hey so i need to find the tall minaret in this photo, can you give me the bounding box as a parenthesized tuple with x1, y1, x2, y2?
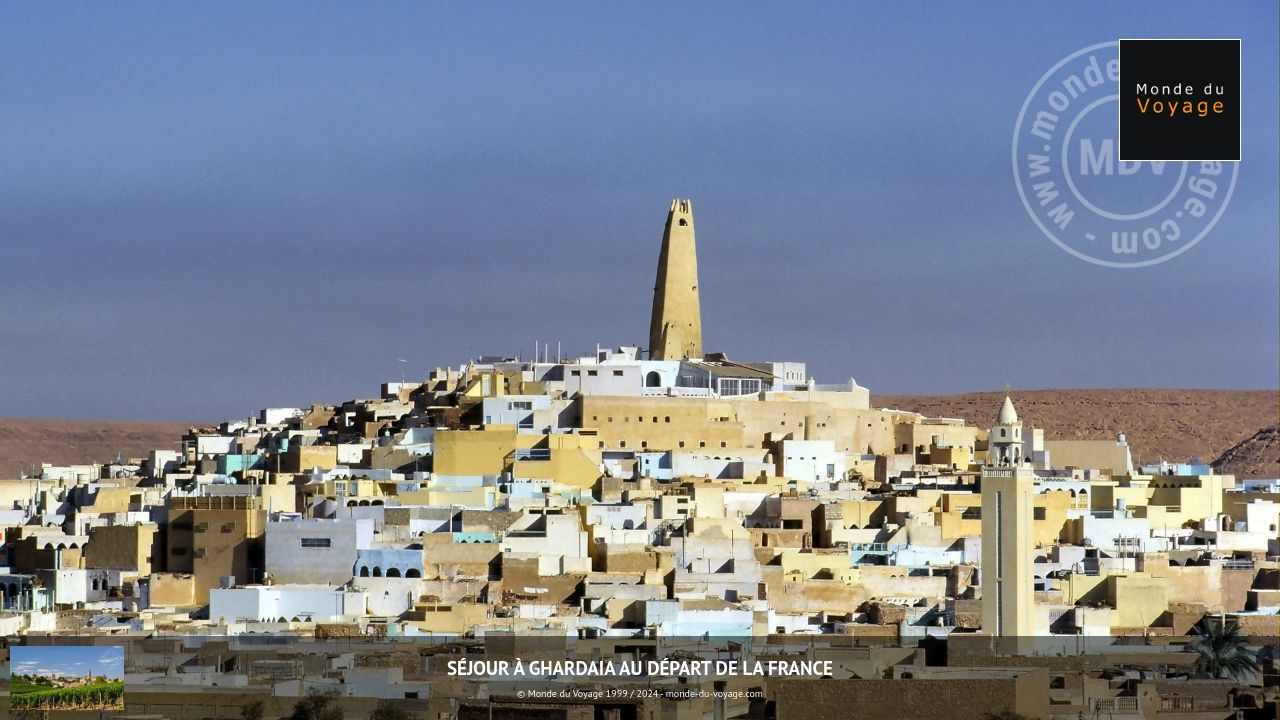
(649, 199, 703, 360)
(980, 394, 1037, 652)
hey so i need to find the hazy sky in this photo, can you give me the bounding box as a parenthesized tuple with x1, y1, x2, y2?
(2, 2, 1277, 421)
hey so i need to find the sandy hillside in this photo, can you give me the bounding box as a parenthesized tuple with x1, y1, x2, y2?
(1211, 425, 1279, 480)
(0, 418, 192, 479)
(872, 389, 1278, 478)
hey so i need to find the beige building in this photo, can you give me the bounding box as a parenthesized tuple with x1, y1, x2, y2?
(85, 523, 160, 572)
(166, 495, 266, 604)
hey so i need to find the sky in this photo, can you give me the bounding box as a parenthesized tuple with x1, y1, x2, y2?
(9, 645, 125, 679)
(1, 2, 1277, 421)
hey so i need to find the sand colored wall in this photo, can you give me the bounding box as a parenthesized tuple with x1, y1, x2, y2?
(149, 572, 197, 607)
(433, 425, 518, 477)
(86, 523, 159, 571)
(1107, 573, 1168, 628)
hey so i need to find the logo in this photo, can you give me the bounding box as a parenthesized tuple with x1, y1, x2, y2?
(1012, 42, 1237, 268)
(1119, 39, 1240, 161)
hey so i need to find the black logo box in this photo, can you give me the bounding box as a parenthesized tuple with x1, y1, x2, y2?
(1119, 39, 1240, 161)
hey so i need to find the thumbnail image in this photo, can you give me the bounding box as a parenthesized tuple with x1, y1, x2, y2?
(8, 646, 124, 712)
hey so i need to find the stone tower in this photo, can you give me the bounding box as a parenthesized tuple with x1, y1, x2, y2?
(980, 395, 1037, 650)
(648, 199, 703, 360)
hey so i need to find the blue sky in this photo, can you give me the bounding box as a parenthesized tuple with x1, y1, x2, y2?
(1, 2, 1276, 420)
(10, 645, 125, 679)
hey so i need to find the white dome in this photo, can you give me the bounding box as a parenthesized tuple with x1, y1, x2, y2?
(996, 395, 1019, 424)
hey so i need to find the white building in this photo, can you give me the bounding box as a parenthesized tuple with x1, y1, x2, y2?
(209, 584, 365, 623)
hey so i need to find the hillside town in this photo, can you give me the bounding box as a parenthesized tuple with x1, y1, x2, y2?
(2, 201, 1276, 719)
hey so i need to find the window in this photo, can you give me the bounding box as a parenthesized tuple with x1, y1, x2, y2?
(300, 537, 332, 548)
(587, 370, 598, 377)
(613, 370, 624, 376)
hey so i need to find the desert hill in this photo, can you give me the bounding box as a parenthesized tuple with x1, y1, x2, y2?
(873, 388, 1278, 478)
(1211, 425, 1279, 480)
(0, 418, 193, 479)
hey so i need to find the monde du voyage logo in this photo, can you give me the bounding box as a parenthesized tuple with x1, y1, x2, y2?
(1013, 40, 1240, 269)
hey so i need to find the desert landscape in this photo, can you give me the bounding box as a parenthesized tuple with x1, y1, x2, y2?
(0, 388, 1275, 480)
(874, 388, 1278, 478)
(0, 417, 193, 479)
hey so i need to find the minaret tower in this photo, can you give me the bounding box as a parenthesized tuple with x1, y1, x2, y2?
(649, 199, 703, 361)
(980, 394, 1037, 650)
(989, 395, 1024, 467)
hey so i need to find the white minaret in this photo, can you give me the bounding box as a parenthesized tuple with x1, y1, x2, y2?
(988, 395, 1024, 466)
(981, 394, 1037, 652)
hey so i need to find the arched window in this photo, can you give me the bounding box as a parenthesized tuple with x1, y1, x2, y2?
(645, 371, 661, 387)
(386, 568, 401, 578)
(372, 567, 382, 577)
(405, 568, 421, 578)
(359, 566, 370, 577)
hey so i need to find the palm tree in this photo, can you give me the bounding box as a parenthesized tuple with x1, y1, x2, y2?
(1188, 617, 1260, 683)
